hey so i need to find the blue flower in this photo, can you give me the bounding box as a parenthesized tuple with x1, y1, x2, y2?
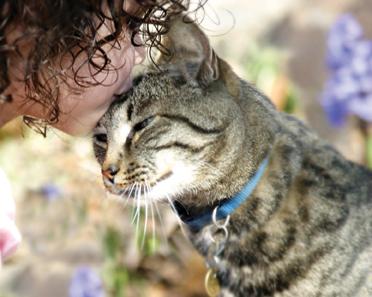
(40, 183, 62, 201)
(326, 14, 363, 71)
(69, 266, 105, 297)
(322, 14, 372, 126)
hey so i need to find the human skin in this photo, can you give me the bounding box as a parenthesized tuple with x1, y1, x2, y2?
(0, 1, 145, 136)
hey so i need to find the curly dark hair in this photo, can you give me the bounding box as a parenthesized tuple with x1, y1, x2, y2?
(0, 0, 205, 132)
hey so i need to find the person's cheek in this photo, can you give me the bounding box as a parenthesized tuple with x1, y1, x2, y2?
(112, 31, 145, 94)
(52, 36, 143, 135)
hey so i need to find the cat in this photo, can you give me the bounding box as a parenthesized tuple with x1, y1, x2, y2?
(93, 15, 372, 297)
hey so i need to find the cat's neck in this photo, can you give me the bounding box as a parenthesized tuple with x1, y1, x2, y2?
(176, 143, 272, 219)
(175, 157, 270, 231)
(174, 94, 277, 228)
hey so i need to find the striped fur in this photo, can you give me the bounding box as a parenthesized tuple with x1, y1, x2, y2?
(94, 16, 372, 296)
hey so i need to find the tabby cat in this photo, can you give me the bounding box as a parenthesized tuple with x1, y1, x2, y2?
(93, 16, 372, 297)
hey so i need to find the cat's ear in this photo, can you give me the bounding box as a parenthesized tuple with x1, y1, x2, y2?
(156, 16, 236, 91)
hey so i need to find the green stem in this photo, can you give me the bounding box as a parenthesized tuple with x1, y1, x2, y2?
(359, 120, 372, 169)
(367, 134, 372, 169)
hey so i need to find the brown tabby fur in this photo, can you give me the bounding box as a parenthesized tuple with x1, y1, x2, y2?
(94, 16, 372, 297)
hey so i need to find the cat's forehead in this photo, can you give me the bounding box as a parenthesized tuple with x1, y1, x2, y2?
(131, 73, 179, 103)
(99, 72, 202, 130)
(96, 99, 129, 131)
(124, 74, 185, 116)
(98, 79, 157, 128)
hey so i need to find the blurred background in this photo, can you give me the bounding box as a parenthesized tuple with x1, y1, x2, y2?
(1, 0, 372, 296)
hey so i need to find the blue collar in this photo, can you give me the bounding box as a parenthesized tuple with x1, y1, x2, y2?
(175, 157, 270, 232)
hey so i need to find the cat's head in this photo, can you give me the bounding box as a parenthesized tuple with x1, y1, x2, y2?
(93, 16, 247, 204)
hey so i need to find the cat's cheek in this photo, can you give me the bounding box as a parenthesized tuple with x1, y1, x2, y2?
(149, 152, 197, 201)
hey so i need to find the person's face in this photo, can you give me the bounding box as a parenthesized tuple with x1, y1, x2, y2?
(51, 32, 145, 136)
(4, 0, 145, 136)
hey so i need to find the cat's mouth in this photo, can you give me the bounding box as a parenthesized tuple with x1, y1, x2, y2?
(121, 187, 148, 199)
(103, 171, 174, 200)
(156, 171, 173, 184)
(103, 182, 149, 198)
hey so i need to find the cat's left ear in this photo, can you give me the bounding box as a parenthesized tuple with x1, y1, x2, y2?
(155, 16, 221, 88)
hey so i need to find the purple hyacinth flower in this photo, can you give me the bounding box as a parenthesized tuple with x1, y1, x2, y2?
(322, 14, 372, 126)
(322, 77, 349, 126)
(348, 94, 372, 121)
(326, 14, 363, 71)
(323, 99, 349, 127)
(69, 266, 105, 297)
(40, 183, 62, 201)
(350, 40, 372, 77)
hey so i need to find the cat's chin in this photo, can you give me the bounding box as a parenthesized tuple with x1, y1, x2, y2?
(102, 166, 195, 203)
(104, 187, 127, 197)
(105, 187, 177, 204)
(105, 183, 183, 204)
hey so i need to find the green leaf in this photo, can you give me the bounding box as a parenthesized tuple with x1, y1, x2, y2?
(367, 135, 372, 169)
(103, 227, 122, 260)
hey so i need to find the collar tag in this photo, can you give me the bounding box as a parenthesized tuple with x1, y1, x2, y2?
(205, 269, 220, 297)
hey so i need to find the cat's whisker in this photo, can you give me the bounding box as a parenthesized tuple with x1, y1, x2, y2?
(130, 183, 136, 223)
(145, 181, 157, 251)
(164, 193, 187, 238)
(141, 182, 149, 249)
(131, 182, 140, 224)
(150, 198, 157, 251)
(135, 183, 142, 246)
(152, 195, 169, 249)
(127, 183, 137, 203)
(120, 185, 132, 208)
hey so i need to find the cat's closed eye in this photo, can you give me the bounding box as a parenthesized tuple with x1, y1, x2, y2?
(93, 131, 108, 149)
(133, 116, 155, 132)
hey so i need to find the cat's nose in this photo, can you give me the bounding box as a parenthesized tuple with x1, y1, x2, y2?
(102, 165, 119, 183)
